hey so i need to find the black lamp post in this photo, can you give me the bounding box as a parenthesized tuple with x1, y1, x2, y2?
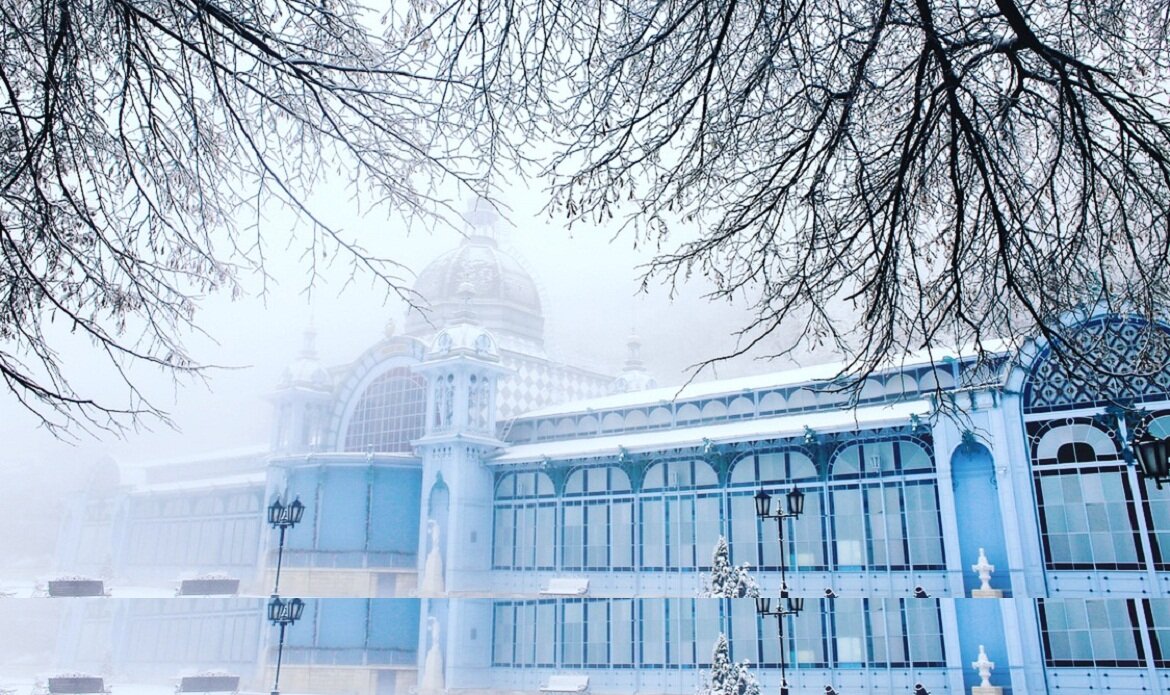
(1132, 431, 1170, 489)
(756, 486, 805, 695)
(268, 495, 305, 595)
(268, 595, 305, 695)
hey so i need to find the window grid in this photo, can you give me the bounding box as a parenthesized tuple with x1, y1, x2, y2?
(1038, 599, 1146, 668)
(490, 598, 945, 670)
(343, 368, 427, 453)
(491, 439, 944, 575)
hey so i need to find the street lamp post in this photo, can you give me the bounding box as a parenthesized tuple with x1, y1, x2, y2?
(268, 595, 305, 695)
(1132, 430, 1170, 489)
(268, 495, 305, 595)
(755, 487, 805, 695)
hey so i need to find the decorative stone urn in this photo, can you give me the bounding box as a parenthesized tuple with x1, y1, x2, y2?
(971, 547, 1003, 598)
(971, 644, 1003, 695)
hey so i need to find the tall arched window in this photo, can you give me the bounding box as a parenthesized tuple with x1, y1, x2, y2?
(562, 467, 633, 570)
(827, 439, 942, 570)
(493, 471, 556, 570)
(343, 367, 427, 452)
(639, 460, 720, 570)
(728, 450, 822, 569)
(1030, 419, 1143, 569)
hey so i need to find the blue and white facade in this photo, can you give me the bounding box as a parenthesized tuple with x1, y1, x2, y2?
(54, 220, 1170, 695)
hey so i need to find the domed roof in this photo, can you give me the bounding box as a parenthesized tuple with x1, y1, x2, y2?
(405, 230, 545, 349)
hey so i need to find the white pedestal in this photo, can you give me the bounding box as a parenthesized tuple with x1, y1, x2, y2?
(972, 687, 1003, 695)
(971, 588, 1004, 598)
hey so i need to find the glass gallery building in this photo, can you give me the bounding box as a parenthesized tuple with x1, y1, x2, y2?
(54, 219, 1170, 695)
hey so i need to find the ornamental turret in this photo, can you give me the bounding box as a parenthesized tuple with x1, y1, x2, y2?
(270, 325, 333, 453)
(412, 285, 509, 445)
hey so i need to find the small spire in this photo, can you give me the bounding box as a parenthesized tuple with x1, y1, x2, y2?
(300, 324, 318, 358)
(609, 329, 657, 394)
(464, 196, 499, 241)
(624, 331, 644, 370)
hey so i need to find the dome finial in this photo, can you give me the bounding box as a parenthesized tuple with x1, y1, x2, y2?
(464, 196, 499, 241)
(625, 330, 644, 370)
(300, 322, 318, 358)
(609, 328, 657, 394)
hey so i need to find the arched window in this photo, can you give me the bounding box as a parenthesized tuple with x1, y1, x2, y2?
(562, 467, 634, 569)
(343, 367, 427, 452)
(816, 440, 942, 570)
(1030, 419, 1142, 569)
(639, 460, 721, 569)
(493, 471, 556, 570)
(727, 450, 823, 569)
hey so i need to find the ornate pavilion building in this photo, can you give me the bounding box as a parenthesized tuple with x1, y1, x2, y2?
(54, 208, 1170, 695)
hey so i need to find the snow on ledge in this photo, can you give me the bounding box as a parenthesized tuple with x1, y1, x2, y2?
(491, 400, 930, 464)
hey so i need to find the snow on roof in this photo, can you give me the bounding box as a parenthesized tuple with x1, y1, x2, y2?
(132, 472, 267, 494)
(515, 340, 1011, 421)
(493, 400, 930, 464)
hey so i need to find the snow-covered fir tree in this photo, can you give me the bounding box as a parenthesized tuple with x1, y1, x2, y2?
(700, 633, 761, 695)
(702, 535, 760, 598)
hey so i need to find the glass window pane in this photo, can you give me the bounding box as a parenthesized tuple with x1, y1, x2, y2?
(641, 600, 665, 665)
(792, 600, 826, 666)
(586, 601, 608, 665)
(833, 488, 866, 567)
(536, 506, 555, 568)
(790, 489, 828, 566)
(612, 501, 634, 568)
(612, 599, 635, 665)
(493, 603, 513, 665)
(535, 602, 556, 665)
(562, 602, 584, 666)
(642, 499, 665, 568)
(834, 599, 866, 664)
(493, 508, 513, 568)
(563, 505, 584, 568)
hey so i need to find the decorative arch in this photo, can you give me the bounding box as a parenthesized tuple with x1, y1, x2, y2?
(700, 400, 728, 420)
(918, 367, 956, 392)
(1021, 316, 1170, 414)
(647, 406, 673, 428)
(641, 459, 719, 490)
(337, 360, 427, 453)
(1032, 421, 1118, 462)
(326, 337, 426, 449)
(577, 414, 599, 435)
(728, 449, 818, 484)
(758, 391, 786, 413)
(676, 403, 702, 424)
(624, 409, 648, 430)
(563, 466, 632, 495)
(601, 412, 625, 432)
(788, 388, 817, 410)
(494, 470, 555, 499)
(728, 397, 755, 418)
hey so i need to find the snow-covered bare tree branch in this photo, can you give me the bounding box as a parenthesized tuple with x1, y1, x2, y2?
(1, 0, 493, 434)
(413, 0, 1170, 387)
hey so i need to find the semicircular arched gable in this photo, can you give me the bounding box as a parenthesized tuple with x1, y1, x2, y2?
(1022, 316, 1170, 415)
(335, 356, 428, 453)
(1033, 422, 1118, 462)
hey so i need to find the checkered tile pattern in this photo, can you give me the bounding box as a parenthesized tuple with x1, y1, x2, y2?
(496, 352, 612, 419)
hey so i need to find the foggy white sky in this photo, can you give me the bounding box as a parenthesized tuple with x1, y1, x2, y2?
(0, 182, 811, 470)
